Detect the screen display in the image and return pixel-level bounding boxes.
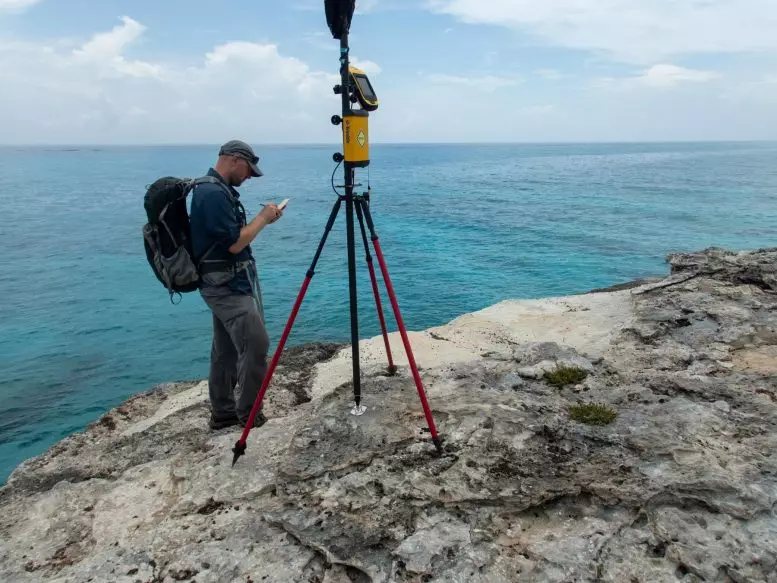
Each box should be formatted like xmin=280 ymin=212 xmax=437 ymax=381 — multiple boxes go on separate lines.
xmin=354 ymin=74 xmax=377 ymax=101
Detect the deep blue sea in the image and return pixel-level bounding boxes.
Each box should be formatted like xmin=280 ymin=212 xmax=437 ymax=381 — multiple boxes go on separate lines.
xmin=1 ymin=142 xmax=776 ymax=483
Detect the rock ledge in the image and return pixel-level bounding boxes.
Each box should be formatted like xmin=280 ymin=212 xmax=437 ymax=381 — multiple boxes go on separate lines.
xmin=1 ymin=247 xmax=776 ymax=583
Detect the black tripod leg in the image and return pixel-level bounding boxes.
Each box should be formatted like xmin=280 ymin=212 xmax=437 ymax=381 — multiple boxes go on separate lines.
xmin=355 ymin=198 xmax=397 ymax=375
xmin=233 ymin=197 xmax=343 ymax=466
xmin=345 ymin=186 xmax=364 ymax=414
xmin=357 ymin=197 xmax=443 ymax=453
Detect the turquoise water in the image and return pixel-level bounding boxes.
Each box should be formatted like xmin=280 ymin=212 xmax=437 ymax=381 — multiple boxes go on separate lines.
xmin=1 ymin=142 xmax=776 ymax=483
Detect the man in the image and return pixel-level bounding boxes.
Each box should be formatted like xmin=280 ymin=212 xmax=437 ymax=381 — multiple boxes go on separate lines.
xmin=190 ymin=140 xmax=283 ymax=430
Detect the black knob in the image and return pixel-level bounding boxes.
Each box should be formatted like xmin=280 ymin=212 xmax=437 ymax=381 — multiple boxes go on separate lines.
xmin=333 ymin=85 xmax=343 ymax=95
xmin=331 ymin=115 xmax=342 ymax=125
xmin=333 ymin=153 xmax=344 ymax=163
xmin=350 ymin=94 xmax=358 ymax=104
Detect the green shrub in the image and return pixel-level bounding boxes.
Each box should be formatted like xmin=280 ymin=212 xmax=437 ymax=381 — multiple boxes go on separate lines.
xmin=544 ymin=366 xmax=588 ymax=387
xmin=568 ymin=403 xmax=617 ymax=425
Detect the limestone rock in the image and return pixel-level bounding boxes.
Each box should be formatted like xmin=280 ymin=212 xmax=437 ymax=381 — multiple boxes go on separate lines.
xmin=513 ymin=342 xmax=595 ymax=380
xmin=1 ymin=248 xmax=776 ymax=582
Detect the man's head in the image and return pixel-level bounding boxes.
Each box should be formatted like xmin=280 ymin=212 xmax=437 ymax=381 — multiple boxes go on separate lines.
xmin=215 ymin=140 xmax=263 ymax=187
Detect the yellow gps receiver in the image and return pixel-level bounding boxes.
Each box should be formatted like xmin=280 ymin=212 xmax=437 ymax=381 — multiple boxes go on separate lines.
xmin=343 ymin=110 xmax=369 ymax=167
xmin=337 ymin=66 xmax=377 ymax=167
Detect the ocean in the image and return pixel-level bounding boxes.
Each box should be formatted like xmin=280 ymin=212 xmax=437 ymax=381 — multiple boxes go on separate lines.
xmin=1 ymin=142 xmax=776 ymax=484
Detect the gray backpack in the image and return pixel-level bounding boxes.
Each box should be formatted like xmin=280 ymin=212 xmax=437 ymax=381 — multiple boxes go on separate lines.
xmin=142 ymin=176 xmax=236 ymax=303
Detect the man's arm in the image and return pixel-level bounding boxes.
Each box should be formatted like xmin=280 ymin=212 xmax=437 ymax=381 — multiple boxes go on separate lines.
xmin=228 ymin=204 xmax=282 ymax=254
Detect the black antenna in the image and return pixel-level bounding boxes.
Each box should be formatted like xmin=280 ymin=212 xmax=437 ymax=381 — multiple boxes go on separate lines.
xmin=325 ymin=0 xmax=356 ymax=39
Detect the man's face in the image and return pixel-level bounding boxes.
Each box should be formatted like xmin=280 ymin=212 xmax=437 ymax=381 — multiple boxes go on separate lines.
xmin=228 ymin=156 xmax=254 ymax=187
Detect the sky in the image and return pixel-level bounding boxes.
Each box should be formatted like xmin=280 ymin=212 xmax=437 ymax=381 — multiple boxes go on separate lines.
xmin=1 ymin=0 xmax=776 ymax=144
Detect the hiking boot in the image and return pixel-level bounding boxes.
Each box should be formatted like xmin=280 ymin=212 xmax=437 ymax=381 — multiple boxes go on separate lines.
xmin=209 ymin=413 xmax=241 ymax=431
xmin=240 ymin=411 xmax=267 ymax=429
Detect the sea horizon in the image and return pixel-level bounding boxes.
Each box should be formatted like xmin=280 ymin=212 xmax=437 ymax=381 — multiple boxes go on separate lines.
xmin=2 ymin=139 xmax=776 ymax=148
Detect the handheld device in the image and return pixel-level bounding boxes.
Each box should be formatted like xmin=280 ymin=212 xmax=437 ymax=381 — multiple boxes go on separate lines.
xmin=349 ymin=66 xmax=378 ymax=111
xmin=278 ymin=199 xmax=289 ymax=211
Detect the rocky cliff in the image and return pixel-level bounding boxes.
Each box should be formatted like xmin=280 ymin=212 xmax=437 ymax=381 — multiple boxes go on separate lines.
xmin=1 ymin=247 xmax=775 ymax=583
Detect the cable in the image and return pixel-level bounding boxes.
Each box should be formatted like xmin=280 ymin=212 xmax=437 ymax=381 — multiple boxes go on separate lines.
xmin=331 ymin=159 xmax=343 ymax=196
xmin=366 ymin=163 xmax=371 ymax=206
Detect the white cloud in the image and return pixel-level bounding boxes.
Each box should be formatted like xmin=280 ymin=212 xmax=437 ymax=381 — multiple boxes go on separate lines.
xmin=428 ymin=0 xmax=777 ymax=63
xmin=0 ymin=17 xmax=341 ymax=144
xmin=0 ymin=0 xmax=42 ymax=13
xmin=197 ymin=41 xmax=337 ymax=97
xmin=637 ymin=64 xmax=720 ymax=88
xmin=594 ymin=64 xmax=720 ymax=91
xmin=429 ymin=73 xmax=520 ymax=91
xmin=350 ymin=58 xmax=382 ymax=75
xmin=0 ymin=13 xmax=774 ymax=144
xmin=72 ymin=16 xmax=162 ymax=78
xmin=74 ymin=16 xmax=144 ymax=61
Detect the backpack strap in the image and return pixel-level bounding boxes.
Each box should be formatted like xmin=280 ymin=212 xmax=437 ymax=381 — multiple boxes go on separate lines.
xmin=192 ymin=176 xmax=238 ymax=204
xmin=192 ymin=176 xmax=247 ymax=272
xmin=192 ymin=176 xmax=247 ymax=225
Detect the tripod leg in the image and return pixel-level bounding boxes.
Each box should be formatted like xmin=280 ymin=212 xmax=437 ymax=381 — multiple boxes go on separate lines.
xmin=233 ymin=197 xmax=344 ymax=466
xmin=356 ymin=198 xmax=443 ymax=453
xmin=355 ymin=198 xmax=397 ymax=375
xmin=345 ymin=186 xmax=365 ymax=415
xmin=345 ymin=198 xmax=364 ymax=412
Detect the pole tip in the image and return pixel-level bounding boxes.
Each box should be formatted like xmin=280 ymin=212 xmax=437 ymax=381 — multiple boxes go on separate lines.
xmin=387 ymin=365 xmax=398 ymax=376
xmin=432 ymin=436 xmax=444 ymax=455
xmin=231 ymin=440 xmax=247 ymax=467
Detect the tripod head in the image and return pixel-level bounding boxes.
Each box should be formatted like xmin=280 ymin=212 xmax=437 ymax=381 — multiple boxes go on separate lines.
xmin=326 ymin=1 xmax=378 ymax=171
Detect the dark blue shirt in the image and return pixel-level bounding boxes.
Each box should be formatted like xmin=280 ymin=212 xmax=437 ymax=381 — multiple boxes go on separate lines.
xmin=190 ymin=168 xmax=253 ymax=295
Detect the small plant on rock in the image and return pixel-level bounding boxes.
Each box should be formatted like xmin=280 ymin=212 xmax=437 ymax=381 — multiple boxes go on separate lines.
xmin=568 ymin=403 xmax=617 ymax=425
xmin=544 ymin=365 xmax=588 ymax=387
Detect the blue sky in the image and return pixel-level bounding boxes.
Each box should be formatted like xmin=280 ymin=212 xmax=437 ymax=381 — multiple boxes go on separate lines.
xmin=1 ymin=0 xmax=776 ymax=144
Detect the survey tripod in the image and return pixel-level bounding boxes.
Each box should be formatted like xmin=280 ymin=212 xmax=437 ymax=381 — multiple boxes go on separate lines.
xmin=231 ymin=0 xmax=443 ymax=466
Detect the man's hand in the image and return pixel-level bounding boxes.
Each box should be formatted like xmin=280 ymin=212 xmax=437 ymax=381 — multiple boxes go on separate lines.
xmin=260 ymin=203 xmax=282 ymax=225
xmin=229 ymin=203 xmax=283 ymax=254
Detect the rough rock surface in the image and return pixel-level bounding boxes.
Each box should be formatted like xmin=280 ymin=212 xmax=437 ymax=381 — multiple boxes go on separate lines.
xmin=1 ymin=247 xmax=776 ymax=583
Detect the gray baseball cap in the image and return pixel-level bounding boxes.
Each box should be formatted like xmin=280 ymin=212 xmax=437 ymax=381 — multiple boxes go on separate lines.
xmin=219 ymin=139 xmax=263 ymax=177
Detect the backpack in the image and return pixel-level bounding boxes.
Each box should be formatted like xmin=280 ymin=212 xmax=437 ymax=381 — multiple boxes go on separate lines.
xmin=142 ymin=175 xmax=234 ymax=303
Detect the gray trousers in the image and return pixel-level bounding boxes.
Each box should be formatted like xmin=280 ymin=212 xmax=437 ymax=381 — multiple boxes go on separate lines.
xmin=200 ymin=287 xmax=269 ymax=421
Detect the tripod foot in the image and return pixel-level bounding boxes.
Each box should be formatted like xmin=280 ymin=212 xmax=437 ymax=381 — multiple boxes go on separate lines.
xmin=350 ymin=404 xmax=367 ymax=416
xmin=231 ymin=440 xmax=247 ymax=467
xmin=387 ymin=364 xmax=398 ymax=376
xmin=432 ymin=436 xmax=444 ymax=455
